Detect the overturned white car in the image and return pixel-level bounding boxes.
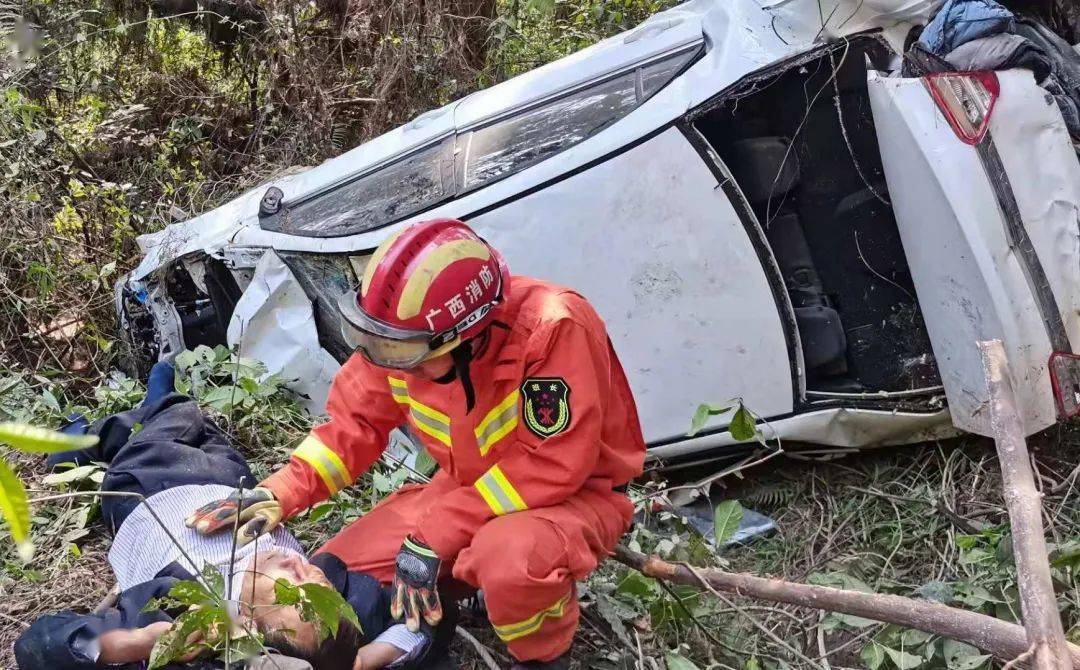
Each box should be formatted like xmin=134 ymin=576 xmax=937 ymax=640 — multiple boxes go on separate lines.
xmin=118 ymin=0 xmax=1080 ymax=461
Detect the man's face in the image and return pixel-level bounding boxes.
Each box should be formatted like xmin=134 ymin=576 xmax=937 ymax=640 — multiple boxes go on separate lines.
xmin=241 ymin=550 xmax=333 ymax=651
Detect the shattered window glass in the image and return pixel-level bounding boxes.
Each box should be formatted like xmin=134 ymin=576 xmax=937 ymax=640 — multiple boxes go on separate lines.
xmin=263 ymin=138 xmax=455 ymax=237
xmin=459 ymin=45 xmax=701 ymax=191
xmin=460 ymin=73 xmax=639 ymax=190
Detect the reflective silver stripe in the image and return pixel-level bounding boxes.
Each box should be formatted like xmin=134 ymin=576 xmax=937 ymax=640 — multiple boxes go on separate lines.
xmin=476 ymin=403 xmax=517 ymax=448
xmin=294 ymin=435 xmax=351 ymax=493
xmin=480 ymin=471 xmax=516 ymax=513
xmin=408 ymin=408 xmax=447 ymax=435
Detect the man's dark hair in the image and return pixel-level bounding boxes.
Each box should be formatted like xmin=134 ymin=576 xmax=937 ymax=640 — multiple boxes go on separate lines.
xmin=264 ymin=621 xmax=362 ymax=670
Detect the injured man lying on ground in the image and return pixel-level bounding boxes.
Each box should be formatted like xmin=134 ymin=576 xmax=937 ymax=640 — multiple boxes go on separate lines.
xmin=14 ymin=362 xmax=451 ymax=670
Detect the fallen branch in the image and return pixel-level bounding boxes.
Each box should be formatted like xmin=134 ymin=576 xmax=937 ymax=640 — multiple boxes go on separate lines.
xmin=455 ymin=628 xmax=501 ymax=670
xmin=610 ymin=545 xmax=1080 ymax=666
xmin=979 ymin=340 xmax=1073 ymax=670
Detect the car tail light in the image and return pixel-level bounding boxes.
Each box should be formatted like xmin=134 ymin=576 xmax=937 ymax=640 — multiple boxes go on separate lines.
xmin=923 ymin=72 xmax=1000 ymax=145
xmin=1049 ymin=352 xmax=1080 ymax=419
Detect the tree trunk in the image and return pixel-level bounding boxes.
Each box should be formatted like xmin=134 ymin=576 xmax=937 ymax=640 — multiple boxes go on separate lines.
xmin=448 ymin=0 xmax=497 ymax=72
xmin=979 ymin=339 xmax=1073 ymax=670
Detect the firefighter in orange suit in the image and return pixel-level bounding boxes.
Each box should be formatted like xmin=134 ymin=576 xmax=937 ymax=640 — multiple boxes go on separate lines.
xmin=187 ymin=218 xmax=646 ymax=668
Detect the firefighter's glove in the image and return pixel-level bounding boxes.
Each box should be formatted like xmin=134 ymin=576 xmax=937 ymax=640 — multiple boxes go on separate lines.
xmin=390 ymin=535 xmax=443 ymax=632
xmin=184 ymin=487 xmax=282 ymax=547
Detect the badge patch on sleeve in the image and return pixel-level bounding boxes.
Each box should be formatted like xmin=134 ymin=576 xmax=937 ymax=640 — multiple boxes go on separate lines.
xmin=521 ymin=378 xmax=571 ymax=439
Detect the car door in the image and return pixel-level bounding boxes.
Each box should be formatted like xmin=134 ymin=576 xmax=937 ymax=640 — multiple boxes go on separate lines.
xmin=465 ymin=127 xmax=796 ymax=445
xmin=867 ymin=68 xmax=1080 ymax=437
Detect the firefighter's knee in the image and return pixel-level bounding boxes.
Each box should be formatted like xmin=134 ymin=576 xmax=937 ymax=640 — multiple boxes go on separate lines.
xmin=463 ymin=514 xmax=568 ymax=594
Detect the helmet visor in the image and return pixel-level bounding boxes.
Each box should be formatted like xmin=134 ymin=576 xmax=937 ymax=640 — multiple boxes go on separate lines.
xmin=337 ymin=290 xmax=436 ymax=369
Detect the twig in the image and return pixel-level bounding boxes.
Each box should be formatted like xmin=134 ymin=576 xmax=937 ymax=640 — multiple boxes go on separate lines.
xmin=934 ymin=497 xmax=983 ymax=535
xmin=817 ymin=611 xmax=831 ymax=670
xmin=635 ymin=629 xmax=645 ymax=670
xmin=649 ymin=446 xmax=784 ymax=500
xmin=92 ymin=585 xmax=121 ymax=614
xmin=853 ymin=231 xmax=914 ymax=301
xmin=328 ymin=97 xmax=382 ymax=107
xmin=1050 ymin=461 xmax=1080 ymax=494
xmin=827 ymin=46 xmax=889 ymax=206
xmin=0 ymin=611 xmax=29 ymax=629
xmin=1004 ymin=644 xmax=1038 ymax=670
xmin=455 ymin=627 xmax=501 ymax=670
xmin=706 ymin=580 xmax=827 ymax=669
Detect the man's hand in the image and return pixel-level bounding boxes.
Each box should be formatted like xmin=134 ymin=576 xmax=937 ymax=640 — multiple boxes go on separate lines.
xmin=390 ymin=535 xmax=443 ymax=632
xmin=184 ymin=487 xmax=282 ymax=547
xmin=98 ymin=622 xmax=204 ymax=664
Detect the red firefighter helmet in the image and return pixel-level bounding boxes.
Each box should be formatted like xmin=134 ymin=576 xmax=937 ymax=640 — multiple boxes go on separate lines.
xmin=337 ymin=218 xmax=510 ymax=369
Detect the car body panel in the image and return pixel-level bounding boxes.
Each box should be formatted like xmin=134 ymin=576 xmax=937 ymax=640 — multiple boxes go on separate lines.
xmin=227 ymin=250 xmax=341 ymax=412
xmin=867 ymin=69 xmax=1080 ymax=436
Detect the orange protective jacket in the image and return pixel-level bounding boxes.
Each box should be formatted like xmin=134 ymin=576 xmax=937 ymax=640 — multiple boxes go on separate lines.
xmin=262 ymin=276 xmax=646 ymax=560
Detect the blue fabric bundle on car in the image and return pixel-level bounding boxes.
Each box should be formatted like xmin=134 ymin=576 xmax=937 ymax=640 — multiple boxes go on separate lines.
xmin=919 ymin=0 xmax=1015 ymax=55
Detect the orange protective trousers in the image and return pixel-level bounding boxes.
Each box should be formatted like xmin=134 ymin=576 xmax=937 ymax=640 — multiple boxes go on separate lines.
xmin=316 ymin=471 xmax=633 ymax=661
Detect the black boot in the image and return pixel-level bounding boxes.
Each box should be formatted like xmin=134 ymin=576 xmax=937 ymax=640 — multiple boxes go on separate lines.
xmin=510 ymin=653 xmax=571 ymax=670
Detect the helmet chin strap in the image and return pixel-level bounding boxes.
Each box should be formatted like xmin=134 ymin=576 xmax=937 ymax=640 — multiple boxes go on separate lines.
xmin=451 ymin=344 xmax=476 ymax=413
xmin=433 ymin=325 xmax=504 ymax=412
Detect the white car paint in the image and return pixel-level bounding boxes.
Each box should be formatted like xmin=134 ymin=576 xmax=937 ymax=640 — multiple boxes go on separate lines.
xmin=868 ymin=70 xmax=1080 ymax=436
xmin=227 ymin=251 xmax=340 ymax=412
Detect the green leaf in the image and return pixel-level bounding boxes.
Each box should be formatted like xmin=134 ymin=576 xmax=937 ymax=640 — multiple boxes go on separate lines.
xmin=41 ymin=464 xmax=103 ymax=487
xmin=300 ymin=583 xmax=362 ymax=639
xmin=0 ymin=423 xmax=99 ymax=453
xmin=883 ymin=645 xmax=924 ymax=669
xmin=199 ymin=386 xmax=248 ymax=412
xmin=593 ymin=592 xmax=633 ymax=647
xmin=309 ymin=503 xmax=335 ymax=523
xmin=372 ymin=470 xmax=392 ymax=493
xmin=900 ymin=629 xmax=933 ymax=647
xmin=713 ymin=500 xmax=744 ymax=545
xmin=729 ymin=405 xmax=758 ymax=441
xmin=829 ymin=612 xmax=879 ymax=629
xmin=1050 ymin=541 xmax=1080 ymax=570
xmin=664 ymin=651 xmax=701 ymax=670
xmin=148 ymin=607 xmax=224 ymax=669
xmin=415 ymin=449 xmax=438 ymax=476
xmin=201 ymin=563 xmax=225 ymax=598
xmin=274 ymin=578 xmax=302 ymax=606
xmin=915 ymin=580 xmax=955 ymax=604
xmin=687 ymin=402 xmax=732 ymax=437
xmin=174 ymin=349 xmax=198 ymax=370
xmin=168 ymin=580 xmax=216 ymax=607
xmin=860 ymin=642 xmax=886 ymax=670
xmin=0 ymin=460 xmax=33 ymax=561
xmin=526 ymin=0 xmax=557 ymax=15
xmin=943 ymin=639 xmax=990 ymax=670
xmin=616 ymin=571 xmax=659 ymax=598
